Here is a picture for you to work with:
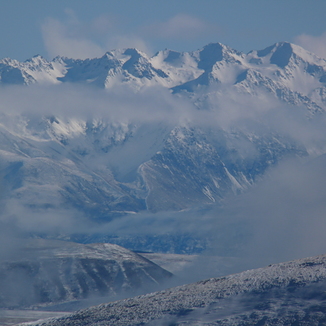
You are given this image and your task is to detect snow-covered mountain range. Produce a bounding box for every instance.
[23,253,326,325]
[1,42,326,111]
[1,42,323,215]
[1,42,326,110]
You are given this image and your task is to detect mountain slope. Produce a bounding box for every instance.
[139,125,306,211]
[26,253,326,325]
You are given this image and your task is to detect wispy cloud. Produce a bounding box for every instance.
[294,31,326,59]
[41,13,105,59]
[41,9,151,59]
[42,18,105,59]
[41,11,220,59]
[142,14,220,41]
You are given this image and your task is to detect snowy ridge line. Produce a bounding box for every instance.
[0,41,325,106]
[23,253,326,325]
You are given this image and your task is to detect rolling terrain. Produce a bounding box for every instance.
[23,253,326,326]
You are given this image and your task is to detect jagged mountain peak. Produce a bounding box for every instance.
[197,43,225,71]
[151,42,242,70]
[123,47,148,58]
[248,42,297,68]
[0,56,20,66]
[104,47,150,64]
[122,48,168,80]
[252,41,326,68]
[199,41,239,55]
[25,54,47,61]
[0,41,324,95]
[270,42,295,68]
[197,42,244,69]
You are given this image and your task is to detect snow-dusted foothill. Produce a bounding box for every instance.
[23,253,326,325]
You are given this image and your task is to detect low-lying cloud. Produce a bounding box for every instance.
[214,156,326,271]
[0,83,194,123]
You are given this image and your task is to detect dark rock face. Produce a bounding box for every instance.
[270,42,293,68]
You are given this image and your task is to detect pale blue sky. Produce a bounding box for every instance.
[1,0,326,60]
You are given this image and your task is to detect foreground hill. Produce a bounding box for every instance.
[25,253,326,325]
